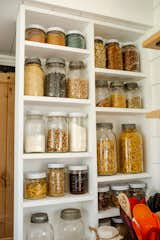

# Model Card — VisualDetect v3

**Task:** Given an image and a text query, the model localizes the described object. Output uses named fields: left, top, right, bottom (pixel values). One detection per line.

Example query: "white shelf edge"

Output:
left=96, top=107, right=148, bottom=114
left=98, top=208, right=120, bottom=219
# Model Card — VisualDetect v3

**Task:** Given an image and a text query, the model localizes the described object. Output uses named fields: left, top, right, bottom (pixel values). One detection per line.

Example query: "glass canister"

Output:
left=94, top=36, right=106, bottom=68
left=111, top=217, right=129, bottom=238
left=27, top=212, right=54, bottom=240
left=24, top=172, right=47, bottom=200
left=110, top=82, right=126, bottom=108
left=24, top=111, right=45, bottom=153
left=66, top=30, right=86, bottom=49
left=45, top=58, right=66, bottom=97
left=25, top=24, right=46, bottom=43
left=119, top=124, right=143, bottom=174
left=111, top=184, right=129, bottom=207
left=125, top=82, right=142, bottom=108
left=129, top=182, right=146, bottom=201
left=96, top=80, right=111, bottom=107
left=46, top=27, right=65, bottom=46
left=68, top=113, right=87, bottom=152
left=24, top=58, right=44, bottom=96
left=47, top=112, right=68, bottom=153
left=68, top=61, right=88, bottom=99
left=97, top=123, right=117, bottom=176
left=48, top=164, right=64, bottom=197
left=107, top=39, right=123, bottom=70
left=122, top=42, right=140, bottom=72
left=98, top=185, right=111, bottom=211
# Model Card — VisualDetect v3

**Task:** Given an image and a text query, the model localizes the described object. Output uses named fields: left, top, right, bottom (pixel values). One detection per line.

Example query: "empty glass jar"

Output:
left=125, top=82, right=142, bottom=108
left=96, top=80, right=111, bottom=107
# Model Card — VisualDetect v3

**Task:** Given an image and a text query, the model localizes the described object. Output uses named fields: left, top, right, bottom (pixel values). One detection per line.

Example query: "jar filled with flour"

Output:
left=24, top=111, right=45, bottom=153
left=68, top=113, right=87, bottom=152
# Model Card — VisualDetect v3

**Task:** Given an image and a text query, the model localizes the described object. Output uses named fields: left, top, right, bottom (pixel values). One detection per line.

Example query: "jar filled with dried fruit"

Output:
left=47, top=112, right=68, bottom=153
left=94, top=36, right=106, bottom=68
left=107, top=39, right=123, bottom=70
left=25, top=24, right=46, bottom=43
left=45, top=58, right=66, bottom=97
left=122, top=42, right=140, bottom=72
left=125, top=82, right=142, bottom=108
left=46, top=27, right=65, bottom=46
left=119, top=124, right=143, bottom=174
left=111, top=184, right=129, bottom=207
left=110, top=82, right=126, bottom=108
left=24, top=172, right=47, bottom=199
left=97, top=123, right=117, bottom=176
left=98, top=185, right=111, bottom=211
left=96, top=80, right=111, bottom=107
left=68, top=61, right=88, bottom=99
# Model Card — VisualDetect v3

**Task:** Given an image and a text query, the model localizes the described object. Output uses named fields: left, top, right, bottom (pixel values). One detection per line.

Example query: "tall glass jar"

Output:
left=68, top=61, right=88, bottom=99
left=97, top=123, right=117, bottom=176
left=45, top=58, right=66, bottom=97
left=125, top=82, right=142, bottom=108
left=110, top=82, right=126, bottom=108
left=94, top=36, right=106, bottom=68
left=68, top=113, right=87, bottom=152
left=119, top=124, right=143, bottom=173
left=24, top=111, right=45, bottom=153
left=47, top=112, right=68, bottom=153
left=107, top=39, right=123, bottom=70
left=96, top=80, right=111, bottom=107
left=98, top=185, right=111, bottom=211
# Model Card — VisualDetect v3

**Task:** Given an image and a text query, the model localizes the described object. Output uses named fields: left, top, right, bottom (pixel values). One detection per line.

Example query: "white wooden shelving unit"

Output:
left=14, top=3, right=152, bottom=240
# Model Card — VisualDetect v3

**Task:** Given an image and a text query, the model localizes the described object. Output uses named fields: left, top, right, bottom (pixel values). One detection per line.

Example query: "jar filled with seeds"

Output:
left=98, top=185, right=111, bottom=211
left=46, top=27, right=65, bottom=46
left=94, top=36, right=106, bottom=68
left=45, top=58, right=66, bottom=97
left=125, top=82, right=142, bottom=108
left=25, top=24, right=46, bottom=43
left=111, top=184, right=129, bottom=207
left=110, top=82, right=126, bottom=108
left=119, top=124, right=143, bottom=173
left=47, top=112, right=68, bottom=153
left=68, top=61, right=88, bottom=99
left=97, top=123, right=117, bottom=176
left=96, top=80, right=111, bottom=107
left=107, top=39, right=123, bottom=70
left=66, top=30, right=86, bottom=49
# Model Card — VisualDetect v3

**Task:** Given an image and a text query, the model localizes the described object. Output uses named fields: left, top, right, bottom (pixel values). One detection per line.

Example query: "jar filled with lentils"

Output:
left=46, top=27, right=65, bottom=46
left=107, top=39, right=123, bottom=70
left=110, top=82, right=126, bottom=108
left=66, top=30, right=86, bottom=49
left=45, top=58, right=66, bottom=97
left=94, top=36, right=106, bottom=68
left=96, top=80, right=111, bottom=107
left=125, top=82, right=142, bottom=108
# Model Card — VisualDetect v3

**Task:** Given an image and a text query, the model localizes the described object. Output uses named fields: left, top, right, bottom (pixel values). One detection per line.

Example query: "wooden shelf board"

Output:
left=146, top=109, right=160, bottom=118
left=143, top=31, right=160, bottom=50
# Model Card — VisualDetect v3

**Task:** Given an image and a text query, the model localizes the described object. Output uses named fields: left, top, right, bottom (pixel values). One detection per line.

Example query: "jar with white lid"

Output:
left=106, top=39, right=123, bottom=70
left=47, top=27, right=65, bottom=46
left=24, top=111, right=45, bottom=153
left=111, top=184, right=129, bottom=207
left=68, top=113, right=87, bottom=152
left=129, top=182, right=146, bottom=201
left=66, top=30, right=86, bottom=49
left=25, top=24, right=46, bottom=43
left=98, top=185, right=111, bottom=211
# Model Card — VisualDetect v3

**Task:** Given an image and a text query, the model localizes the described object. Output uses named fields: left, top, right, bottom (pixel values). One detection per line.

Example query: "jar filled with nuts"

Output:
left=125, top=82, right=142, bottom=108
left=107, top=39, right=123, bottom=70
left=47, top=112, right=68, bottom=153
left=110, top=82, right=126, bottom=108
left=95, top=36, right=106, bottom=68
left=97, top=123, right=117, bottom=176
left=111, top=184, right=129, bottom=207
left=96, top=80, right=111, bottom=107
left=119, top=124, right=143, bottom=174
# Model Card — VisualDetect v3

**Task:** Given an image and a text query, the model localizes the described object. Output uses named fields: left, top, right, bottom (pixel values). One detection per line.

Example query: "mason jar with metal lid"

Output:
left=95, top=36, right=106, bottom=68
left=25, top=24, right=46, bottom=43
left=66, top=30, right=86, bottom=49
left=46, top=27, right=65, bottom=45
left=106, top=39, right=123, bottom=70
left=124, top=82, right=142, bottom=108
left=96, top=80, right=111, bottom=107
left=110, top=82, right=126, bottom=108
left=111, top=184, right=129, bottom=207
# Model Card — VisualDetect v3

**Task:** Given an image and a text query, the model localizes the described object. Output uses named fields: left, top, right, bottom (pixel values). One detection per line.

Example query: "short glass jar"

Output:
left=46, top=27, right=65, bottom=46
left=46, top=112, right=68, bottom=153
left=98, top=185, right=111, bottom=211
left=125, top=82, right=142, bottom=108
left=44, top=58, right=66, bottom=97
left=111, top=217, right=129, bottom=238
left=66, top=30, right=86, bottom=49
left=24, top=172, right=47, bottom=200
left=25, top=24, right=46, bottom=43
left=24, top=111, right=45, bottom=153
left=68, top=113, right=87, bottom=152
left=111, top=184, right=129, bottom=207
left=110, top=82, right=126, bottom=108
left=96, top=80, right=111, bottom=107
left=94, top=36, right=106, bottom=68
left=107, top=39, right=123, bottom=70
left=129, top=182, right=146, bottom=201
left=68, top=165, right=88, bottom=194
left=48, top=163, right=65, bottom=197
left=24, top=58, right=44, bottom=96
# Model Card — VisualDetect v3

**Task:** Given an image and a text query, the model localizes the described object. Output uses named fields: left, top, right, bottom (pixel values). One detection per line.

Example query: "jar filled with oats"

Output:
left=96, top=80, right=111, bottom=107
left=107, top=39, right=123, bottom=70
left=125, top=82, right=142, bottom=108
left=97, top=123, right=117, bottom=176
left=110, top=82, right=126, bottom=108
left=95, top=36, right=106, bottom=68
left=47, top=112, right=68, bottom=153
left=119, top=124, right=143, bottom=174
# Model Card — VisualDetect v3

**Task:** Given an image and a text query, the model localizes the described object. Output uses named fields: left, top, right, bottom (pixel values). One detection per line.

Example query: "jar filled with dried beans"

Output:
left=107, top=39, right=123, bottom=70
left=98, top=185, right=111, bottom=211
left=94, top=36, right=106, bottom=68
left=46, top=27, right=65, bottom=46
left=125, top=82, right=142, bottom=108
left=25, top=24, right=46, bottom=43
left=96, top=80, right=111, bottom=107
left=110, top=82, right=126, bottom=108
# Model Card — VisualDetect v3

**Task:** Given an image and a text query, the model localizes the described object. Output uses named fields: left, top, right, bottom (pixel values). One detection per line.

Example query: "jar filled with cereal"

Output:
left=119, top=124, right=143, bottom=174
left=111, top=184, right=129, bottom=207
left=125, top=82, right=142, bottom=108
left=95, top=36, right=106, bottom=68
left=97, top=123, right=117, bottom=176
left=107, top=39, right=123, bottom=70
left=96, top=80, right=111, bottom=107
left=110, top=82, right=126, bottom=108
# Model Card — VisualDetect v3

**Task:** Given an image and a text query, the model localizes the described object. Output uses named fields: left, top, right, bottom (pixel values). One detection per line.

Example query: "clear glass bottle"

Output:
left=129, top=182, right=146, bottom=201
left=24, top=111, right=45, bottom=153
left=96, top=80, right=111, bottom=107
left=111, top=184, right=129, bottom=207
left=98, top=185, right=111, bottom=211
left=94, top=36, right=106, bottom=68
left=125, top=82, right=142, bottom=108
left=107, top=39, right=123, bottom=70
left=110, top=82, right=126, bottom=108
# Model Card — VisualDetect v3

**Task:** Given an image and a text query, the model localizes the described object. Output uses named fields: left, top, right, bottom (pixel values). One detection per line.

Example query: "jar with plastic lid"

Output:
left=111, top=184, right=129, bottom=207
left=24, top=172, right=47, bottom=200
left=68, top=61, right=88, bottom=99
left=110, top=82, right=126, bottom=108
left=27, top=212, right=54, bottom=240
left=95, top=36, right=106, bottom=68
left=96, top=80, right=111, bottom=107
left=25, top=24, right=46, bottom=43
left=47, top=27, right=65, bottom=46
left=24, top=58, right=44, bottom=96
left=107, top=39, right=123, bottom=70
left=111, top=217, right=129, bottom=238
left=66, top=30, right=86, bottom=49
left=68, top=112, right=87, bottom=152
left=97, top=123, right=117, bottom=176
left=122, top=42, right=140, bottom=72
left=47, top=112, right=68, bottom=153
left=119, top=124, right=143, bottom=174
left=48, top=164, right=65, bottom=197
left=24, top=111, right=45, bottom=153
left=129, top=182, right=146, bottom=201
left=124, top=82, right=142, bottom=109
left=98, top=185, right=111, bottom=211
left=45, top=58, right=66, bottom=97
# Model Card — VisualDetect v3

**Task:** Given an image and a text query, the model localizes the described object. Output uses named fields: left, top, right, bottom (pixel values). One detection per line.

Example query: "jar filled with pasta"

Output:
left=119, top=124, right=143, bottom=174
left=46, top=27, right=65, bottom=46
left=97, top=123, right=117, bottom=176
left=94, top=36, right=106, bottom=68
left=107, top=39, right=123, bottom=70
left=111, top=184, right=129, bottom=207
left=125, top=82, right=142, bottom=108
left=110, top=82, right=126, bottom=108
left=96, top=80, right=111, bottom=107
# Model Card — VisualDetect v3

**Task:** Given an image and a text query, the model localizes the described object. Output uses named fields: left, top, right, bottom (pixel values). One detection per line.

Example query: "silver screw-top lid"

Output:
left=46, top=58, right=65, bottom=66
left=25, top=57, right=41, bottom=65
left=60, top=208, right=81, bottom=220
left=122, top=123, right=136, bottom=130
left=97, top=122, right=113, bottom=129
left=31, top=212, right=49, bottom=223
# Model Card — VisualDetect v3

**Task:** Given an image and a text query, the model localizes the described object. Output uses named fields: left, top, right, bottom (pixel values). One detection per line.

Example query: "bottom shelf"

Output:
left=98, top=208, right=120, bottom=219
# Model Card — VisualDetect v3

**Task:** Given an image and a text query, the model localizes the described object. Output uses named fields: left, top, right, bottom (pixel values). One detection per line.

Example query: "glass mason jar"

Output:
left=47, top=112, right=68, bottom=153
left=119, top=124, right=143, bottom=174
left=66, top=30, right=86, bottom=49
left=45, top=58, right=66, bottom=97
left=24, top=111, right=45, bottom=153
left=111, top=184, right=129, bottom=207
left=24, top=58, right=44, bottom=96
left=111, top=217, right=129, bottom=238
left=46, top=27, right=65, bottom=46
left=68, top=61, right=88, bottom=99
left=122, top=42, right=140, bottom=72
left=98, top=185, right=111, bottom=211
left=97, top=123, right=117, bottom=176
left=68, top=113, right=87, bottom=152
left=94, top=36, right=106, bottom=68
left=27, top=212, right=54, bottom=240
left=25, top=24, right=46, bottom=43
left=110, top=82, right=126, bottom=108
left=96, top=80, right=111, bottom=107
left=125, top=82, right=142, bottom=108
left=129, top=182, right=146, bottom=202
left=106, top=39, right=123, bottom=70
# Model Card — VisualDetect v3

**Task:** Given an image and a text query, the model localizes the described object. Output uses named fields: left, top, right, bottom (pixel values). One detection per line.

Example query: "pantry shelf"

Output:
left=96, top=107, right=148, bottom=115
left=98, top=208, right=120, bottom=219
